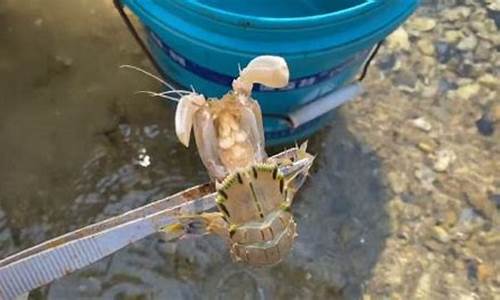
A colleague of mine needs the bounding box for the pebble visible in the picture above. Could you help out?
[443,6,472,22]
[433,149,457,172]
[377,53,397,71]
[417,39,435,56]
[477,263,495,282]
[444,30,464,44]
[388,172,408,194]
[411,117,432,132]
[413,273,432,299]
[487,0,500,11]
[491,104,500,122]
[480,231,500,245]
[415,165,436,190]
[34,18,43,27]
[457,34,478,51]
[417,142,435,153]
[455,83,480,100]
[432,226,450,243]
[465,190,496,220]
[55,55,74,68]
[408,17,436,32]
[387,27,410,51]
[478,74,498,89]
[435,42,458,64]
[475,115,495,136]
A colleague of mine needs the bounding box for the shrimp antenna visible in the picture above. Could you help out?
[135,91,181,103]
[120,64,190,97]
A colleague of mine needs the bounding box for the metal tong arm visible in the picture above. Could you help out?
[0,147,312,300]
[0,183,215,300]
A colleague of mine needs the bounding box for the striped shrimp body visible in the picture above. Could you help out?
[215,164,297,266]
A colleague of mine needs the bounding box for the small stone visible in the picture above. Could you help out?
[417,39,435,56]
[408,17,436,32]
[455,83,480,100]
[478,74,498,89]
[394,70,418,90]
[415,165,436,190]
[414,273,431,299]
[477,263,495,281]
[433,149,456,172]
[432,226,450,243]
[387,172,408,194]
[424,239,446,252]
[387,27,410,51]
[418,142,435,153]
[435,42,458,64]
[481,231,500,245]
[55,55,73,68]
[465,190,496,220]
[34,18,43,27]
[443,6,472,22]
[457,34,478,51]
[411,117,432,132]
[475,115,495,136]
[377,53,397,71]
[444,30,464,44]
[488,0,500,11]
[490,193,500,208]
[444,210,458,228]
[491,104,500,122]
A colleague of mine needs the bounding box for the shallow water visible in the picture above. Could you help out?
[1,0,498,299]
[0,1,389,298]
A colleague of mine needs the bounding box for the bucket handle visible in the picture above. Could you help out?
[113,0,166,77]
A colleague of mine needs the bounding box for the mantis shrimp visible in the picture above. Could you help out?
[126,56,314,266]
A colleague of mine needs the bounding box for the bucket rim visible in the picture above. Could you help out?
[168,0,382,29]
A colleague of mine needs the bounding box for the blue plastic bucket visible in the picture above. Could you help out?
[118,0,419,145]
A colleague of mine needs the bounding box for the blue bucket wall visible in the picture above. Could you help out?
[121,0,419,145]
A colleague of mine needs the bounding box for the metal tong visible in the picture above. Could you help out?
[0,147,313,300]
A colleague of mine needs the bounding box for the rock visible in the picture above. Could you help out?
[388,172,408,194]
[55,55,73,68]
[433,149,457,172]
[377,53,397,71]
[417,141,436,153]
[490,193,500,208]
[394,70,418,90]
[475,115,495,136]
[387,27,410,51]
[491,104,500,122]
[487,0,500,11]
[414,273,432,299]
[417,39,435,56]
[408,17,437,32]
[477,263,495,281]
[465,189,497,220]
[432,226,450,243]
[443,6,472,22]
[480,231,500,245]
[411,117,432,132]
[455,83,480,100]
[457,34,478,51]
[34,18,43,27]
[455,62,474,78]
[478,74,498,89]
[475,41,492,61]
[415,165,436,190]
[435,42,458,64]
[487,6,500,29]
[444,30,464,44]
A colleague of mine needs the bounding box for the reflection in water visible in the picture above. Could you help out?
[0,1,389,299]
